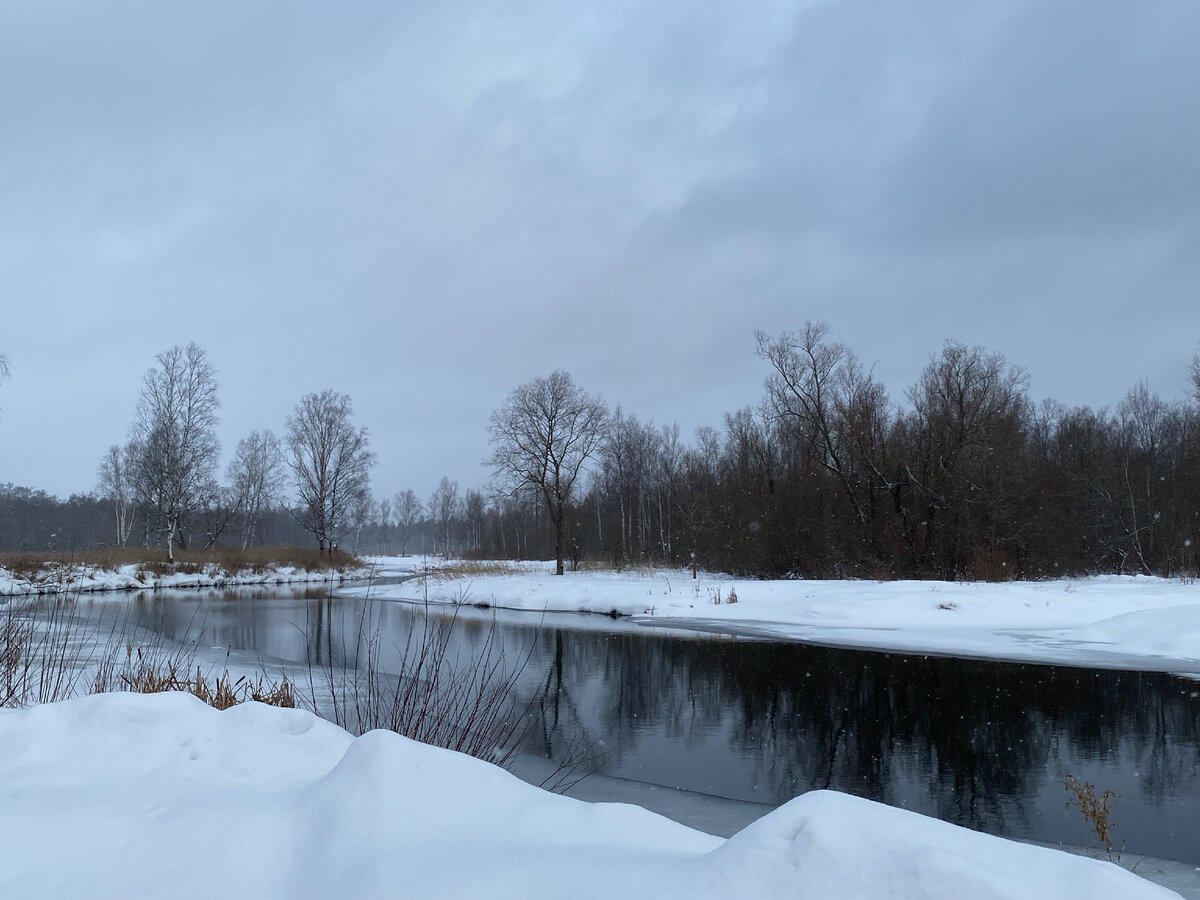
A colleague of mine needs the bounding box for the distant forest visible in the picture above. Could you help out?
[3,326,1200,581]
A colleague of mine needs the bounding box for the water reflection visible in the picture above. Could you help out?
[77,589,1200,863]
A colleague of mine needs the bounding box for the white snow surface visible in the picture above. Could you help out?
[1,561,370,595]
[360,558,1200,674]
[0,691,1180,900]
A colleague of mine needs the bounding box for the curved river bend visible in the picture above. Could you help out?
[70,585,1200,865]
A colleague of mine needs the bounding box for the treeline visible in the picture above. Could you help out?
[454,326,1200,580]
[0,484,312,554]
[3,327,1200,580]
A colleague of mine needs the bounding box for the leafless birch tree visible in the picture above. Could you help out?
[132,343,220,561]
[487,371,607,575]
[227,430,286,548]
[429,477,460,556]
[393,489,424,554]
[96,442,138,546]
[285,390,375,553]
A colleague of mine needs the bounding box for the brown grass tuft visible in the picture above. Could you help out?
[421,561,525,581]
[1065,774,1122,861]
[95,644,295,710]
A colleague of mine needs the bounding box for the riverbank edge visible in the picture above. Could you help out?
[347,558,1200,678]
[1,562,373,597]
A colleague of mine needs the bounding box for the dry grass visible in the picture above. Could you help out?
[421,561,526,581]
[1,604,31,706]
[0,545,363,584]
[0,555,80,583]
[708,586,738,605]
[1065,774,1122,861]
[2,598,97,707]
[93,644,295,710]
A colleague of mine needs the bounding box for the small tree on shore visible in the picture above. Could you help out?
[227,430,286,548]
[429,477,461,557]
[487,371,607,575]
[96,442,138,547]
[393,489,424,555]
[132,343,221,562]
[285,390,375,553]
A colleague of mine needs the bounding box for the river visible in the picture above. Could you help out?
[59,583,1200,865]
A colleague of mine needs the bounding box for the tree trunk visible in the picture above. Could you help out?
[553,512,565,575]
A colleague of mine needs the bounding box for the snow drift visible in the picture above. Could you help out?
[0,692,1179,899]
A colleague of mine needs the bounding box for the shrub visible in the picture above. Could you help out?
[300,588,596,789]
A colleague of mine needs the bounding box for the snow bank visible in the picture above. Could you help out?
[350,561,1200,674]
[0,693,1179,899]
[1,561,370,596]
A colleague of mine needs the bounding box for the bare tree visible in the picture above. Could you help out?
[429,476,461,557]
[1114,382,1173,574]
[903,341,1029,576]
[374,497,393,552]
[393,489,424,555]
[96,443,138,547]
[463,488,486,556]
[487,371,608,575]
[598,407,666,563]
[196,478,235,549]
[227,430,286,548]
[349,489,374,555]
[285,390,376,553]
[132,343,221,562]
[756,323,891,549]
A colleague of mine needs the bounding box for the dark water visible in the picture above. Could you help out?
[73,587,1200,864]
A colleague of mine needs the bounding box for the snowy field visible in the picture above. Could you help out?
[1,561,370,596]
[357,558,1200,676]
[0,691,1182,900]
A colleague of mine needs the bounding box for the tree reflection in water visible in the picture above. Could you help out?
[516,628,1200,863]
[99,592,1200,863]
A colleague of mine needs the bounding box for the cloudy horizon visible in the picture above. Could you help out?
[1,0,1197,503]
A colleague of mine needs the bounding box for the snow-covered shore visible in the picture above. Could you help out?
[356,558,1200,675]
[1,561,371,596]
[0,691,1181,900]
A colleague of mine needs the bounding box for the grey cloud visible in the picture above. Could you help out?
[1,0,1197,504]
[877,0,1200,244]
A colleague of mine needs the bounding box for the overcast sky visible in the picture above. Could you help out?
[1,0,1197,504]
